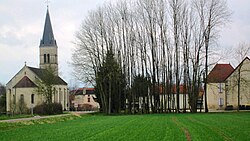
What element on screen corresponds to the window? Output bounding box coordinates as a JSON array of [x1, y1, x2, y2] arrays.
[[53, 88, 56, 103], [55, 54, 57, 63], [13, 95, 16, 104], [219, 98, 223, 106], [218, 83, 223, 93], [20, 94, 24, 103], [44, 54, 46, 63], [47, 54, 50, 63], [64, 88, 66, 109], [59, 88, 62, 102], [31, 94, 34, 104], [8, 89, 12, 105]]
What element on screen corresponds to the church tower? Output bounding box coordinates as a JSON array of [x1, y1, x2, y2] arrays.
[[39, 8, 58, 75]]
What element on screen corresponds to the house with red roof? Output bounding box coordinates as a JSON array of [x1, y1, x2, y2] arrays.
[[136, 84, 203, 112], [207, 57, 250, 110], [157, 84, 190, 111], [70, 87, 99, 111], [207, 64, 234, 110]]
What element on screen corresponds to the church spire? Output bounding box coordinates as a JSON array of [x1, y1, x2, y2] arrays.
[[39, 7, 58, 75], [40, 8, 57, 47]]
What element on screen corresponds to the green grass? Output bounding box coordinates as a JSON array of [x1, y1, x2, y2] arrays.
[[0, 114, 33, 120], [0, 112, 249, 141]]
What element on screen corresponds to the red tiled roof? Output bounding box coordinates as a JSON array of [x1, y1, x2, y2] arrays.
[[85, 88, 94, 91], [158, 84, 203, 95], [207, 64, 234, 83], [70, 87, 95, 95], [172, 85, 187, 94]]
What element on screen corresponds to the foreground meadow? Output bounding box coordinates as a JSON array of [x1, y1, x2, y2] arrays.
[[0, 112, 249, 141]]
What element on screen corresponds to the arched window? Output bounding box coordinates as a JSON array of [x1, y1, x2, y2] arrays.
[[64, 88, 66, 107], [20, 94, 24, 105], [47, 54, 50, 63], [44, 54, 46, 63], [53, 88, 56, 103], [13, 95, 15, 104], [8, 89, 11, 103], [55, 54, 57, 64], [59, 88, 62, 103], [31, 94, 34, 104]]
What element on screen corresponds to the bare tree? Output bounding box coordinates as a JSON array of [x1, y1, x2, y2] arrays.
[[73, 0, 231, 114], [36, 66, 57, 105], [194, 0, 231, 112]]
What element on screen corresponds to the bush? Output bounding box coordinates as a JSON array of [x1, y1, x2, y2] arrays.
[[239, 105, 246, 110], [0, 94, 6, 113], [69, 106, 75, 111], [246, 105, 250, 110], [225, 105, 233, 110], [34, 103, 63, 115]]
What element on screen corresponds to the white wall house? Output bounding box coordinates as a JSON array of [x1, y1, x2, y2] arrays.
[[207, 64, 234, 110], [71, 88, 100, 111], [207, 57, 250, 110], [225, 57, 250, 109]]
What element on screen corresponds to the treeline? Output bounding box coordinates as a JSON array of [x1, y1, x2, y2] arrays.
[[72, 0, 230, 114]]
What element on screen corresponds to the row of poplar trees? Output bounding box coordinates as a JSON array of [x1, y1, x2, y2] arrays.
[[72, 0, 230, 114]]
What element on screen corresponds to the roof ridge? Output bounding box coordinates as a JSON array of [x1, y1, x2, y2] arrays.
[[224, 56, 250, 80], [207, 63, 234, 83]]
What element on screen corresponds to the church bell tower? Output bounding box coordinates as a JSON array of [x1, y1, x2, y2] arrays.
[[39, 8, 58, 75]]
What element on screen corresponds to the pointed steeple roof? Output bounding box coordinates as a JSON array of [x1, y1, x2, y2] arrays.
[[40, 8, 57, 47]]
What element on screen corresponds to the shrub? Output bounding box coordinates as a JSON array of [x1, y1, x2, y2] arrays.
[[69, 106, 75, 111], [51, 103, 63, 114], [246, 105, 250, 110], [225, 105, 233, 110], [34, 103, 63, 115], [239, 105, 246, 110]]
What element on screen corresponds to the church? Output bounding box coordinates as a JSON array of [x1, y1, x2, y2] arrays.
[[6, 8, 68, 114]]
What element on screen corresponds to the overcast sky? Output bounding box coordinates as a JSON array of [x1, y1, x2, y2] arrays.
[[0, 0, 250, 86]]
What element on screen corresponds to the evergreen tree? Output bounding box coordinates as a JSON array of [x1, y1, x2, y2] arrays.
[[95, 50, 126, 114], [0, 83, 6, 113]]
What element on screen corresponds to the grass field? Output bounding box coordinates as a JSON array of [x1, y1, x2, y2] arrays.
[[0, 114, 33, 120], [0, 112, 249, 141]]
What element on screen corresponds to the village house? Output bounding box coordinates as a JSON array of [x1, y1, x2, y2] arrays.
[[207, 64, 234, 110], [207, 57, 250, 110], [70, 87, 99, 111], [225, 57, 250, 109], [136, 85, 203, 112], [6, 8, 68, 114]]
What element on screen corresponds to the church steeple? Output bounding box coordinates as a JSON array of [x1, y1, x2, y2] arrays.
[[40, 8, 57, 47], [39, 7, 58, 75]]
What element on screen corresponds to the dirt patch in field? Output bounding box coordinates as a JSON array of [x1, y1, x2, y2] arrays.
[[172, 117, 192, 141]]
